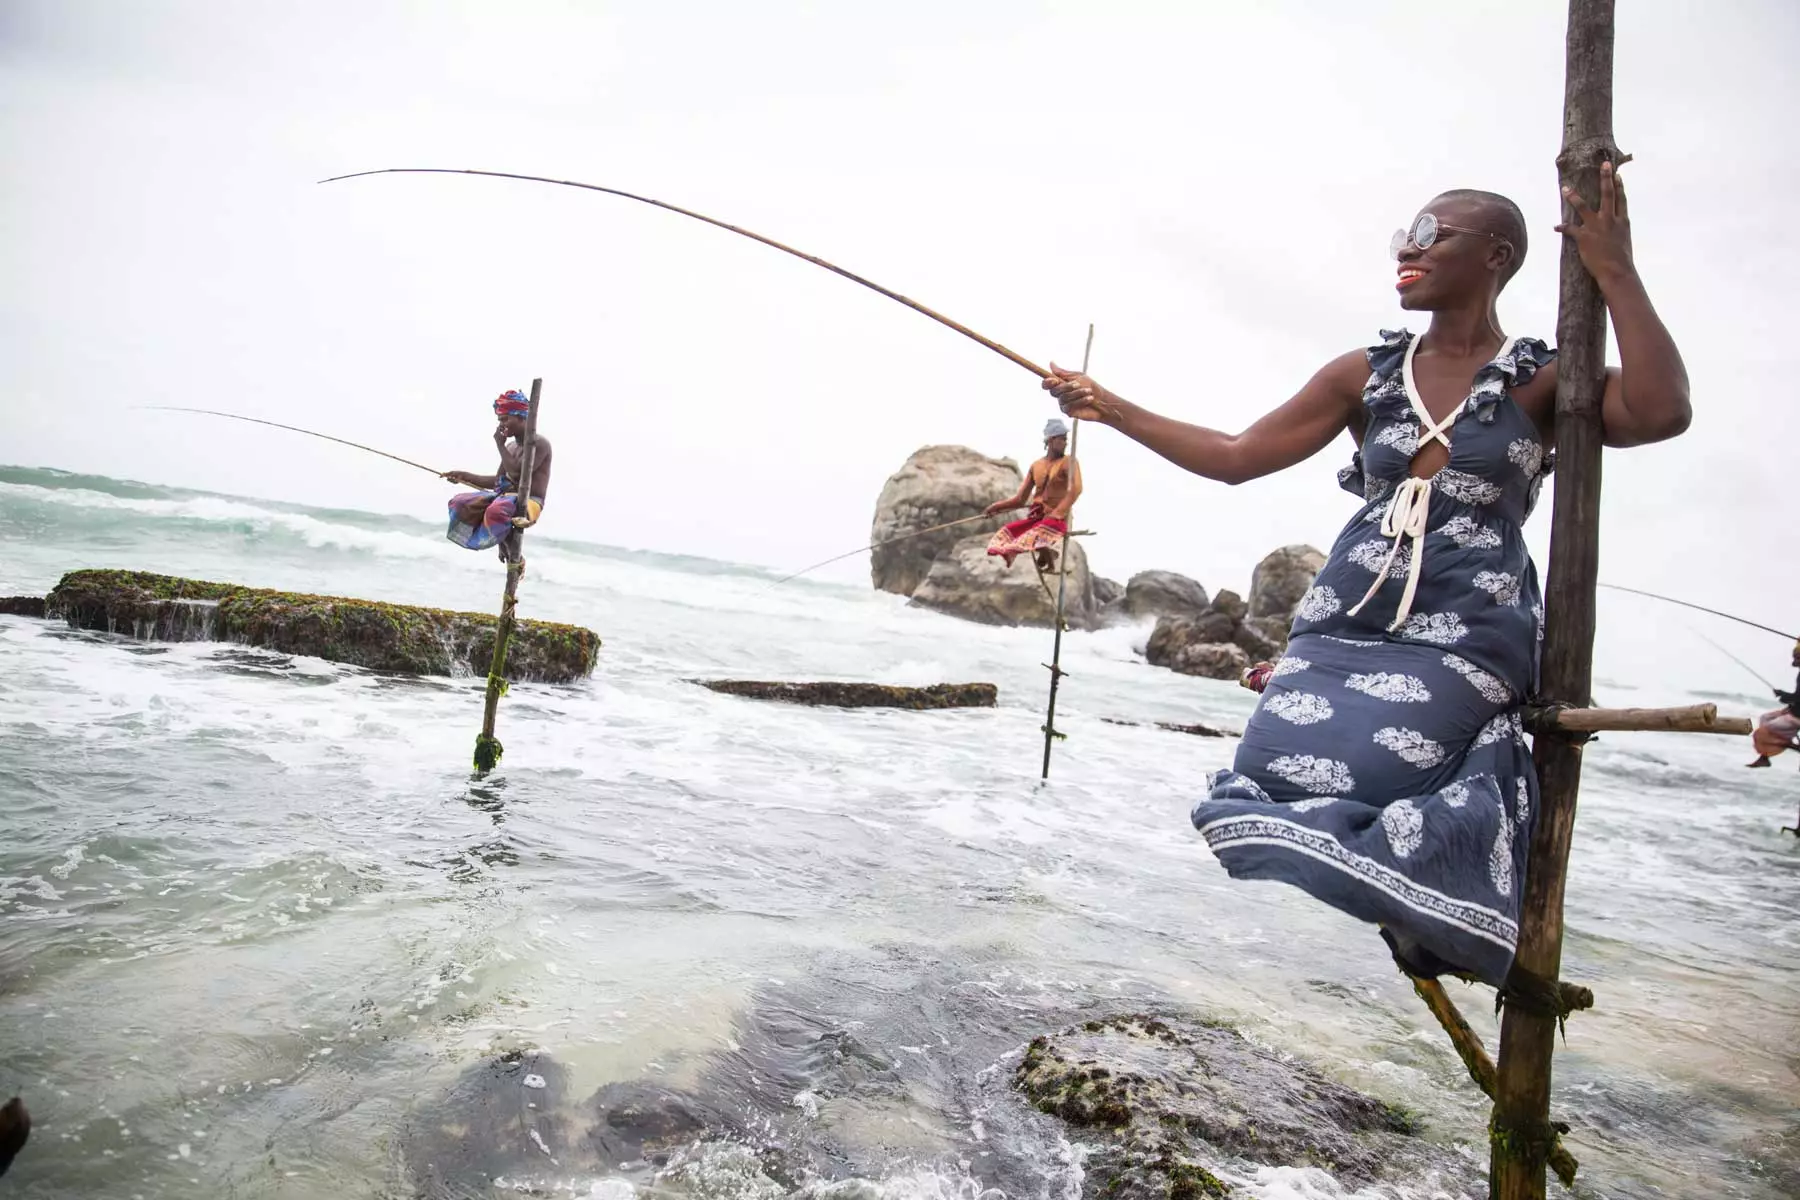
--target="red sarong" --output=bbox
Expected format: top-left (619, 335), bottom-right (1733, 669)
top-left (986, 508), bottom-right (1067, 566)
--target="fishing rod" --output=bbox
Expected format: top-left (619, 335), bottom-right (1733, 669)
top-left (1683, 622), bottom-right (1778, 693)
top-left (770, 509), bottom-right (1020, 587)
top-left (137, 406), bottom-right (447, 479)
top-left (318, 168), bottom-right (1052, 379)
top-left (1598, 583), bottom-right (1795, 642)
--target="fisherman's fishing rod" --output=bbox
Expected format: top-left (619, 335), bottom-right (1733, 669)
top-left (770, 509), bottom-right (1023, 587)
top-left (319, 168), bottom-right (1054, 379)
top-left (1599, 583), bottom-right (1795, 642)
top-left (139, 406), bottom-right (448, 479)
top-left (1683, 622), bottom-right (1778, 692)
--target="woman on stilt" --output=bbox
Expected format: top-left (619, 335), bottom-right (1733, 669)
top-left (1044, 166), bottom-right (1690, 986)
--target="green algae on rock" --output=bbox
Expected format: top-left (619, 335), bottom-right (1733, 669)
top-left (694, 679), bottom-right (997, 709)
top-left (42, 569), bottom-right (599, 683)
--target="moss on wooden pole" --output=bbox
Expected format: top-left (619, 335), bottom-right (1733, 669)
top-left (474, 377), bottom-right (543, 772)
top-left (1490, 1), bottom-right (1618, 1193)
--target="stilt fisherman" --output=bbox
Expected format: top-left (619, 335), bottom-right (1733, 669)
top-left (984, 418), bottom-right (1083, 573)
top-left (442, 390), bottom-right (553, 562)
top-left (1748, 638), bottom-right (1800, 767)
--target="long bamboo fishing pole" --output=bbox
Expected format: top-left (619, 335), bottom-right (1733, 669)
top-left (138, 406), bottom-right (446, 478)
top-left (473, 378), bottom-right (542, 773)
top-left (1040, 324), bottom-right (1095, 781)
top-left (1599, 582), bottom-right (1795, 641)
top-left (771, 509), bottom-right (1019, 587)
top-left (319, 168), bottom-right (1051, 379)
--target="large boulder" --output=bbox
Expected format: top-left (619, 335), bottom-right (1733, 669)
top-left (1123, 570), bottom-right (1209, 620)
top-left (1249, 544), bottom-right (1327, 619)
top-left (1169, 642), bottom-right (1250, 681)
top-left (909, 532), bottom-right (1096, 629)
top-left (870, 446), bottom-right (1022, 597)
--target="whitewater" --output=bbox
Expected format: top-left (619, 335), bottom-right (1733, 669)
top-left (0, 464), bottom-right (1794, 1199)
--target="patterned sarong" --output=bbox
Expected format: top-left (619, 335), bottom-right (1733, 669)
top-left (446, 490), bottom-right (543, 551)
top-left (1753, 709), bottom-right (1800, 760)
top-left (986, 509), bottom-right (1067, 566)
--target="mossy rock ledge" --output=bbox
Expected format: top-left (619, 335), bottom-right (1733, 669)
top-left (696, 680), bottom-right (997, 709)
top-left (42, 569), bottom-right (599, 683)
top-left (1016, 1015), bottom-right (1479, 1198)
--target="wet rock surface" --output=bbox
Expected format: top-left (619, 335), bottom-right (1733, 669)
top-left (695, 679), bottom-right (998, 709)
top-left (1140, 545), bottom-right (1325, 681)
top-left (1125, 571), bottom-right (1210, 621)
top-left (41, 569), bottom-right (599, 683)
top-left (1016, 1015), bottom-right (1475, 1197)
top-left (869, 445), bottom-right (1022, 597)
top-left (1248, 545), bottom-right (1327, 620)
top-left (0, 596), bottom-right (45, 619)
top-left (908, 531), bottom-right (1096, 629)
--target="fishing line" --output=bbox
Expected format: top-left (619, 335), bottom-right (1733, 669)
top-left (137, 406), bottom-right (447, 478)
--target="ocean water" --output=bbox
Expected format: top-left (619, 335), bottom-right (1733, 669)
top-left (0, 464), bottom-right (1795, 1200)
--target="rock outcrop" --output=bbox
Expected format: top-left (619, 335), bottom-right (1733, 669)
top-left (1016, 1015), bottom-right (1476, 1197)
top-left (0, 597), bottom-right (45, 619)
top-left (1249, 544), bottom-right (1327, 619)
top-left (696, 680), bottom-right (996, 709)
top-left (1124, 570), bottom-right (1209, 620)
top-left (870, 446), bottom-right (1022, 597)
top-left (41, 569), bottom-right (599, 683)
top-left (908, 532), bottom-right (1096, 629)
top-left (1141, 547), bottom-right (1326, 681)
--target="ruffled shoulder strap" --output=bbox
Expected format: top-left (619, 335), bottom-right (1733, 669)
top-left (1466, 337), bottom-right (1556, 424)
top-left (1364, 327), bottom-right (1412, 380)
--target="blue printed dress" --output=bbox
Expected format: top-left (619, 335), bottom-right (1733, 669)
top-left (1193, 330), bottom-right (1555, 986)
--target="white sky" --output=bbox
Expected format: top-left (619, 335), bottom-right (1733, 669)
top-left (2, 0), bottom-right (1796, 622)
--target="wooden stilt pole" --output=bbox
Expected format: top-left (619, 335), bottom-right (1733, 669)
top-left (1490, 2), bottom-right (1618, 1193)
top-left (473, 377), bottom-right (542, 773)
top-left (1040, 324), bottom-right (1095, 780)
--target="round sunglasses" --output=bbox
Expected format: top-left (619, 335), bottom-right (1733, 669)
top-left (1389, 212), bottom-right (1509, 260)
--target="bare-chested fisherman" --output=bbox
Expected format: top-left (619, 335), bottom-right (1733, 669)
top-left (984, 418), bottom-right (1083, 573)
top-left (442, 389), bottom-right (554, 562)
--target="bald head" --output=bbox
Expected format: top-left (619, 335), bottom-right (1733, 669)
top-left (1433, 189), bottom-right (1528, 288)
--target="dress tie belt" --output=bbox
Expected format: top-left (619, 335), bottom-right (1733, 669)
top-left (1346, 477), bottom-right (1432, 631)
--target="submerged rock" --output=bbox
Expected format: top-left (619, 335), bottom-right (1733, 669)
top-left (1016, 1015), bottom-right (1473, 1197)
top-left (697, 679), bottom-right (997, 709)
top-left (908, 531), bottom-right (1097, 629)
top-left (43, 569), bottom-right (599, 683)
top-left (870, 445), bottom-right (1023, 597)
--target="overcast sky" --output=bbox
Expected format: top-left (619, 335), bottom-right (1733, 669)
top-left (2, 0), bottom-right (1796, 621)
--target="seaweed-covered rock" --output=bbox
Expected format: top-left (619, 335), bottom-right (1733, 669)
top-left (1016, 1016), bottom-right (1476, 1198)
top-left (0, 596), bottom-right (45, 619)
top-left (43, 569), bottom-right (598, 683)
top-left (870, 446), bottom-right (1023, 597)
top-left (697, 680), bottom-right (996, 709)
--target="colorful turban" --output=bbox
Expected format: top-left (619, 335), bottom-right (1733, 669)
top-left (494, 390), bottom-right (530, 418)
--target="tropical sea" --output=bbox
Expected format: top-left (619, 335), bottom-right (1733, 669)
top-left (0, 464), bottom-right (1795, 1200)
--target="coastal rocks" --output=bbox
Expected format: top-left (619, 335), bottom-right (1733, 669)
top-left (909, 532), bottom-right (1096, 629)
top-left (0, 1097), bottom-right (28, 1178)
top-left (1125, 570), bottom-right (1210, 620)
top-left (697, 680), bottom-right (997, 709)
top-left (0, 596), bottom-right (45, 619)
top-left (42, 569), bottom-right (599, 683)
top-left (1016, 1015), bottom-right (1473, 1197)
top-left (870, 445), bottom-right (1022, 597)
top-left (1248, 544), bottom-right (1327, 620)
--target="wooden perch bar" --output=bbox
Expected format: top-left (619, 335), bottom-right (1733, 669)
top-left (1523, 702), bottom-right (1751, 736)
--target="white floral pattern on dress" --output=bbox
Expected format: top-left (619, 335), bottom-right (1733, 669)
top-left (1264, 692), bottom-right (1335, 725)
top-left (1365, 477), bottom-right (1395, 504)
top-left (1348, 538), bottom-right (1411, 576)
top-left (1297, 586), bottom-right (1343, 622)
top-left (1374, 421), bottom-right (1421, 455)
top-left (1346, 672), bottom-right (1432, 703)
top-left (1515, 776), bottom-right (1531, 826)
top-left (1488, 812), bottom-right (1514, 897)
top-left (1475, 711), bottom-right (1525, 748)
top-left (1382, 799), bottom-right (1425, 859)
top-left (1439, 514), bottom-right (1503, 550)
top-left (1271, 657), bottom-right (1311, 678)
top-left (1440, 780), bottom-right (1471, 809)
top-left (1442, 653), bottom-right (1513, 704)
top-left (1532, 600), bottom-right (1545, 643)
top-left (1434, 469), bottom-right (1503, 506)
top-left (1267, 754), bottom-right (1357, 795)
top-left (1473, 570), bottom-right (1523, 607)
top-left (1507, 438), bottom-right (1545, 477)
top-left (1289, 797), bottom-right (1340, 814)
top-left (1322, 634), bottom-right (1383, 647)
top-left (1374, 726), bottom-right (1448, 769)
top-left (1399, 612), bottom-right (1470, 645)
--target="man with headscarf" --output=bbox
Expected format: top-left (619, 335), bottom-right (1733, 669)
top-left (984, 418), bottom-right (1083, 573)
top-left (442, 389), bottom-right (554, 562)
top-left (1748, 638), bottom-right (1800, 768)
